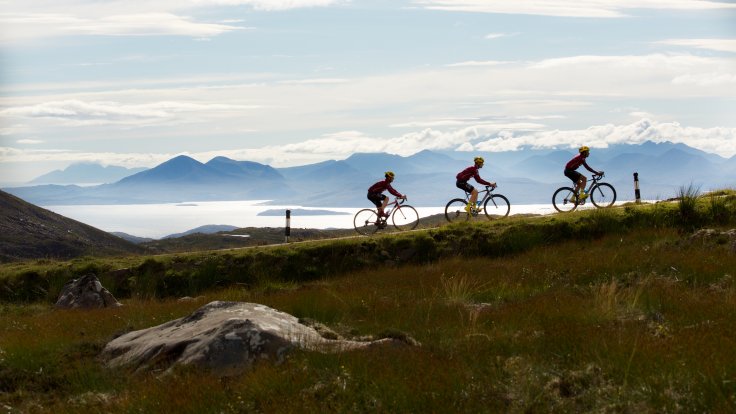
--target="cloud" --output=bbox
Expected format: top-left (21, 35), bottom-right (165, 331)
top-left (445, 60), bottom-right (514, 67)
top-left (0, 100), bottom-right (259, 127)
top-left (485, 32), bottom-right (516, 40)
top-left (0, 0), bottom-right (342, 43)
top-left (473, 119), bottom-right (736, 157)
top-left (657, 38), bottom-right (736, 53)
top-left (411, 0), bottom-right (736, 18)
top-left (2, 119), bottom-right (735, 171)
top-left (0, 12), bottom-right (246, 41)
top-left (16, 139), bottom-right (44, 145)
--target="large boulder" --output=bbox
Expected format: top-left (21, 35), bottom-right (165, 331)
top-left (55, 274), bottom-right (122, 309)
top-left (101, 301), bottom-right (409, 376)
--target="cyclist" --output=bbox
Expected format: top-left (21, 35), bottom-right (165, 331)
top-left (456, 156), bottom-right (496, 213)
top-left (367, 171), bottom-right (406, 219)
top-left (564, 146), bottom-right (603, 201)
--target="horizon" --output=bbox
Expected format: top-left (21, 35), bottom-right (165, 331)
top-left (1, 1), bottom-right (735, 184)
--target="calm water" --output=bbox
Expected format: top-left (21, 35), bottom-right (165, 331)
top-left (44, 200), bottom-right (562, 239)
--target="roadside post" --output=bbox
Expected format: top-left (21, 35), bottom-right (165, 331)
top-left (633, 172), bottom-right (641, 204)
top-left (285, 209), bottom-right (291, 243)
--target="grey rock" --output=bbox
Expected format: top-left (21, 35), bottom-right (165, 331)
top-left (101, 301), bottom-right (407, 376)
top-left (55, 274), bottom-right (122, 309)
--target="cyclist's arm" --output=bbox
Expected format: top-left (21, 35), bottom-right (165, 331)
top-left (582, 161), bottom-right (601, 175)
top-left (386, 183), bottom-right (404, 198)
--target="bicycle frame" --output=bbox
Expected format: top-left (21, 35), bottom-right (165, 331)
top-left (462, 186), bottom-right (493, 205)
top-left (382, 197), bottom-right (406, 217)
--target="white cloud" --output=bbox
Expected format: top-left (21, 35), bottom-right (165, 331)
top-left (657, 38), bottom-right (736, 53)
top-left (445, 60), bottom-right (514, 67)
top-left (473, 119), bottom-right (736, 157)
top-left (1, 99), bottom-right (260, 127)
top-left (0, 12), bottom-right (245, 41)
top-left (485, 32), bottom-right (516, 40)
top-left (412, 0), bottom-right (736, 18)
top-left (16, 139), bottom-right (44, 145)
top-left (0, 0), bottom-right (341, 42)
top-left (2, 119), bottom-right (735, 173)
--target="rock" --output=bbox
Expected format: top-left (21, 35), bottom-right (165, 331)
top-left (101, 301), bottom-right (409, 376)
top-left (55, 274), bottom-right (122, 309)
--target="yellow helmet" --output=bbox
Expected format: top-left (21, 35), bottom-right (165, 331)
top-left (579, 146), bottom-right (590, 153)
top-left (385, 171), bottom-right (395, 179)
top-left (474, 156), bottom-right (485, 165)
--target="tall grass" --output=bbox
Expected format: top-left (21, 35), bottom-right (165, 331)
top-left (677, 184), bottom-right (701, 227)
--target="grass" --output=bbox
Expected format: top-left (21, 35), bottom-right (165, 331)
top-left (2, 224), bottom-right (736, 412)
top-left (1, 192), bottom-right (736, 412)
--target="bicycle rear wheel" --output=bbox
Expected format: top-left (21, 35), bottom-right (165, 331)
top-left (392, 205), bottom-right (419, 231)
top-left (552, 187), bottom-right (578, 213)
top-left (445, 198), bottom-right (469, 222)
top-left (484, 194), bottom-right (510, 219)
top-left (354, 209), bottom-right (380, 235)
top-left (590, 183), bottom-right (616, 208)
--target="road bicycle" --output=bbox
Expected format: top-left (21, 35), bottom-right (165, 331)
top-left (445, 186), bottom-right (510, 223)
top-left (552, 173), bottom-right (616, 213)
top-left (354, 197), bottom-right (419, 235)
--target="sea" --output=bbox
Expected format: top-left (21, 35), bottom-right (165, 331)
top-left (42, 200), bottom-right (581, 239)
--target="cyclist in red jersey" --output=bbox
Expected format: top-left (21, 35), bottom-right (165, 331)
top-left (564, 146), bottom-right (603, 201)
top-left (367, 171), bottom-right (405, 218)
top-left (456, 156), bottom-right (496, 213)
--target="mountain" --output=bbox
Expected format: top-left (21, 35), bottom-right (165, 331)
top-left (116, 155), bottom-right (225, 185)
top-left (29, 163), bottom-right (147, 185)
top-left (162, 224), bottom-right (239, 239)
top-left (206, 157), bottom-right (283, 180)
top-left (0, 189), bottom-right (145, 262)
top-left (3, 141), bottom-right (734, 207)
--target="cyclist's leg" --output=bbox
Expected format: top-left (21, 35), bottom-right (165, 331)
top-left (456, 180), bottom-right (475, 211)
top-left (367, 192), bottom-right (384, 215)
top-left (564, 169), bottom-right (583, 196)
top-left (379, 195), bottom-right (389, 217)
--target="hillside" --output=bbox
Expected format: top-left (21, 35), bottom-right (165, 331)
top-left (0, 190), bottom-right (145, 262)
top-left (1, 192), bottom-right (735, 412)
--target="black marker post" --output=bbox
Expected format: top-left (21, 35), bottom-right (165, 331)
top-left (285, 209), bottom-right (291, 243)
top-left (633, 172), bottom-right (641, 204)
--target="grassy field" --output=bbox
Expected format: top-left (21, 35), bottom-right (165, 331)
top-left (1, 191), bottom-right (735, 412)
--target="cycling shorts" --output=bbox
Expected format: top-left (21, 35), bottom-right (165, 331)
top-left (367, 192), bottom-right (386, 208)
top-left (456, 180), bottom-right (474, 193)
top-left (564, 168), bottom-right (582, 184)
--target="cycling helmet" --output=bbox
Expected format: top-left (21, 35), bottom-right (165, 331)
top-left (474, 156), bottom-right (485, 165)
top-left (385, 171), bottom-right (395, 179)
top-left (579, 146), bottom-right (590, 153)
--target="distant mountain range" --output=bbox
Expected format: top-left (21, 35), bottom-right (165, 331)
top-left (29, 162), bottom-right (148, 185)
top-left (4, 141), bottom-right (735, 207)
top-left (0, 189), bottom-right (144, 262)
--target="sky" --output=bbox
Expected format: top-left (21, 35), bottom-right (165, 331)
top-left (1, 0), bottom-right (735, 184)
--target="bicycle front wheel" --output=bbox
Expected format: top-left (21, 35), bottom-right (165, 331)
top-left (590, 183), bottom-right (616, 208)
top-left (445, 198), bottom-right (469, 222)
top-left (354, 209), bottom-right (380, 235)
top-left (392, 205), bottom-right (419, 231)
top-left (484, 194), bottom-right (510, 219)
top-left (552, 187), bottom-right (578, 213)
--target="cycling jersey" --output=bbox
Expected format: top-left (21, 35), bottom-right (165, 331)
top-left (456, 166), bottom-right (492, 186)
top-left (565, 154), bottom-right (596, 173)
top-left (368, 179), bottom-right (403, 198)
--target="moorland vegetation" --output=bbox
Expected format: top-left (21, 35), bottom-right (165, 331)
top-left (1, 188), bottom-right (735, 412)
